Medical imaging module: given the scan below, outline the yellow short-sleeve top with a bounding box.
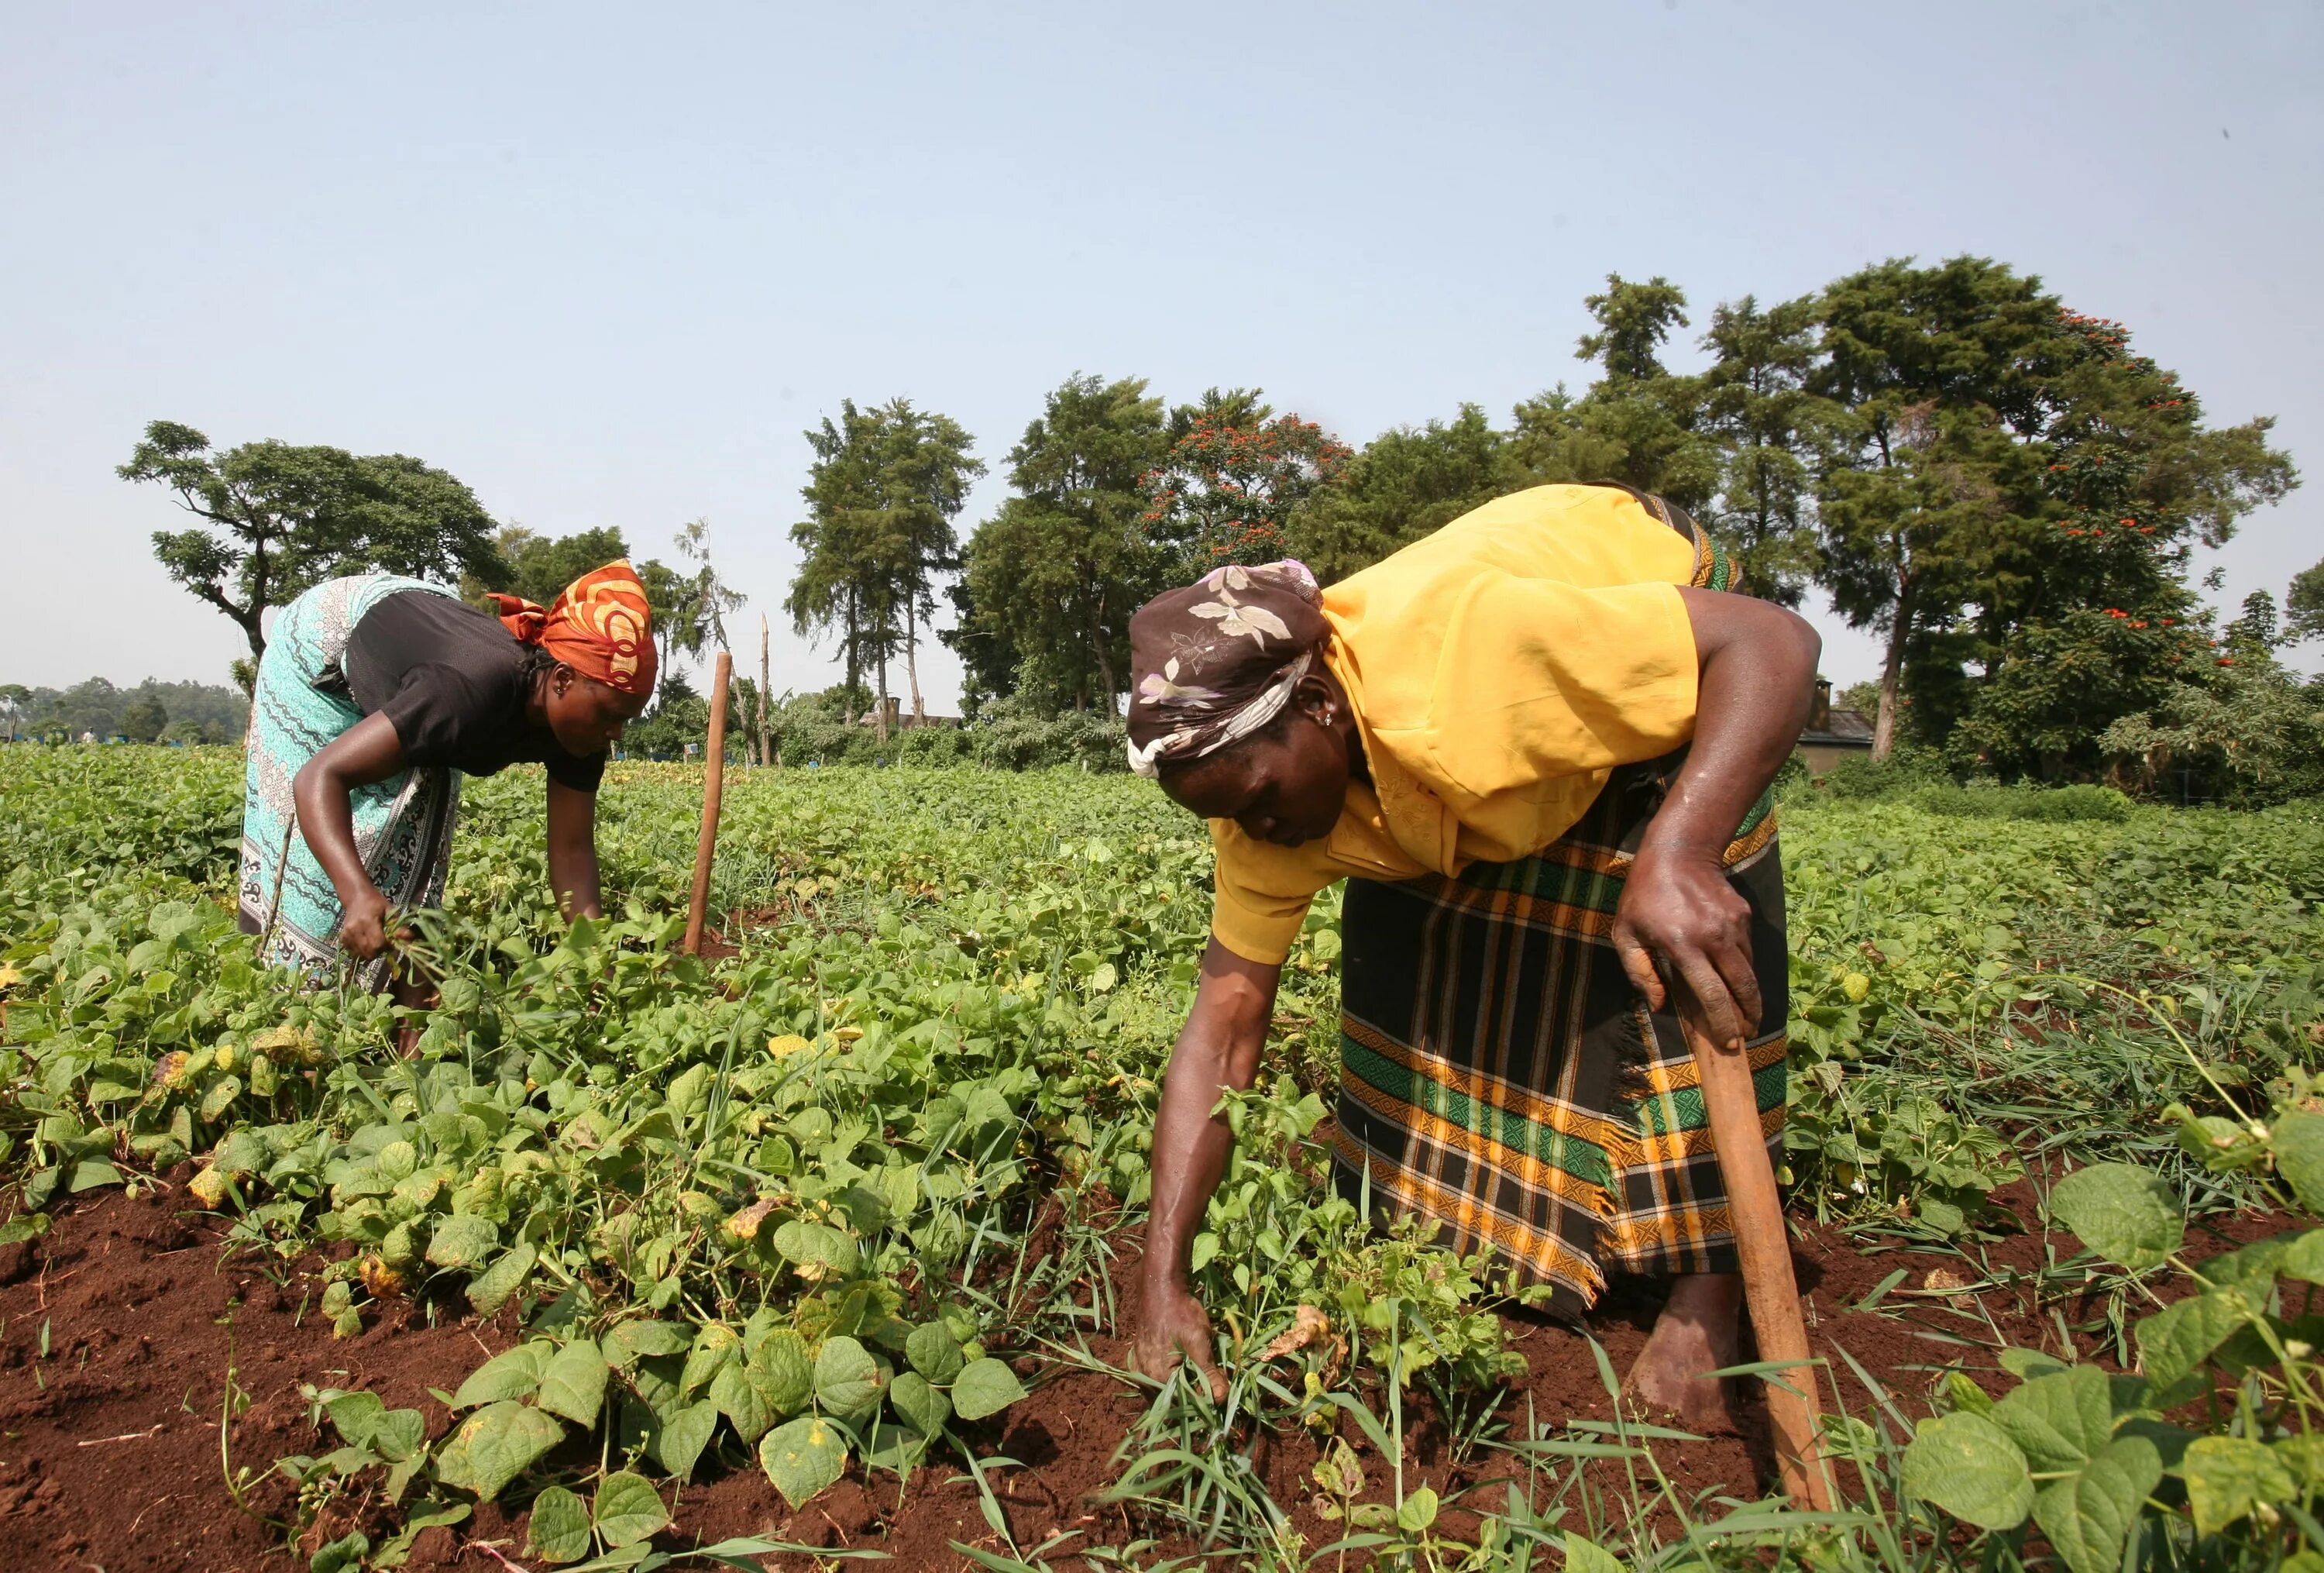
[1207,484,1703,964]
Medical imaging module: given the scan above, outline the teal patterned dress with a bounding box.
[238,574,462,989]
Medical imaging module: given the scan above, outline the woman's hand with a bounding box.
[338,884,395,960]
[1612,846,1760,1049]
[545,780,604,920]
[291,713,413,958]
[1134,1279,1228,1403]
[1612,586,1820,1045]
[1129,941,1278,1406]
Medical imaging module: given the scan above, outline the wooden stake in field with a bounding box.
[758,614,774,769]
[1679,1010,1835,1511]
[682,649,734,957]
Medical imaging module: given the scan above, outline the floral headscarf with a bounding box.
[1125,559,1329,779]
[487,559,658,697]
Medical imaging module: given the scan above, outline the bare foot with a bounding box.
[1625,1272,1744,1431]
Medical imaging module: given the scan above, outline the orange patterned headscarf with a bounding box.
[487,560,657,697]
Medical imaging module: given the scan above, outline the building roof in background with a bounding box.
[1803,707,1875,744]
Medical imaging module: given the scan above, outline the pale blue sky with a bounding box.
[4,2,2318,703]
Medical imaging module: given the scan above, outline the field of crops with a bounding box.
[2,745,2323,1573]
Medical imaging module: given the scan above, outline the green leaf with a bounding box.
[537,1339,610,1427]
[1562,1533,1628,1573]
[2137,1288,2251,1391]
[452,1341,553,1409]
[369,1408,426,1464]
[2048,1162,2183,1271]
[466,1243,535,1317]
[651,1399,718,1481]
[2183,1435,2298,1534]
[752,1330,813,1417]
[425,1214,500,1272]
[311,1531,371,1573]
[681,1323,740,1399]
[325,1389,387,1448]
[2031,1435,2162,1573]
[950,1357,1026,1422]
[905,1321,964,1385]
[2281,1229,2324,1286]
[1903,1413,2035,1530]
[66,1159,122,1193]
[199,1076,242,1122]
[2273,1111,2324,1212]
[1397,1485,1439,1533]
[1998,1347,2071,1381]
[592,1469,670,1548]
[814,1335,885,1416]
[861,1416,928,1475]
[889,1371,951,1437]
[0,1213,50,1248]
[772,1219,858,1280]
[525,1484,592,1564]
[1992,1365,2113,1474]
[665,1062,713,1123]
[603,1319,694,1367]
[758,1415,847,1509]
[710,1360,774,1443]
[435,1399,562,1502]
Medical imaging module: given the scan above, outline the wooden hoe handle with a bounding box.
[682,651,734,958]
[1679,1012,1834,1511]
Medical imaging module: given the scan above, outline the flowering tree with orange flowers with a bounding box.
[1138,388,1353,570]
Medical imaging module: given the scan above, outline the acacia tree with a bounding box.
[955,375,1168,716]
[1137,388,1351,570]
[121,421,506,685]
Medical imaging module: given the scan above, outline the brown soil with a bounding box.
[0,1177,2291,1571]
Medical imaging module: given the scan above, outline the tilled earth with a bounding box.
[0,1177,2283,1572]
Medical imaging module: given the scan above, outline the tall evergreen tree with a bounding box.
[788,399,982,738]
[1697,294,1830,606]
[1508,274,1718,512]
[954,374,1168,715]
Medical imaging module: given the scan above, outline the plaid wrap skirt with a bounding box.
[1331,768,1787,1319]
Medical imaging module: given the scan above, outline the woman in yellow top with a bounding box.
[1124,483,1820,1427]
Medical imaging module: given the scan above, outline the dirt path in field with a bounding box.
[0,1179,2290,1571]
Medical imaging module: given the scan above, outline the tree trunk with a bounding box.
[1090,606,1118,718]
[843,602,858,726]
[758,615,775,769]
[1872,577,1913,765]
[904,607,924,728]
[875,649,890,746]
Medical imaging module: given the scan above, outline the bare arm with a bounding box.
[1611,585,1821,1050]
[291,712,411,959]
[545,779,604,919]
[1133,938,1281,1399]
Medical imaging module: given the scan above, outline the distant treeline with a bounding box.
[2,676,247,744]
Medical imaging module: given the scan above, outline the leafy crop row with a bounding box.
[2,745,2319,1571]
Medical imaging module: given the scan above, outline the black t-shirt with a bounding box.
[339,591,607,791]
